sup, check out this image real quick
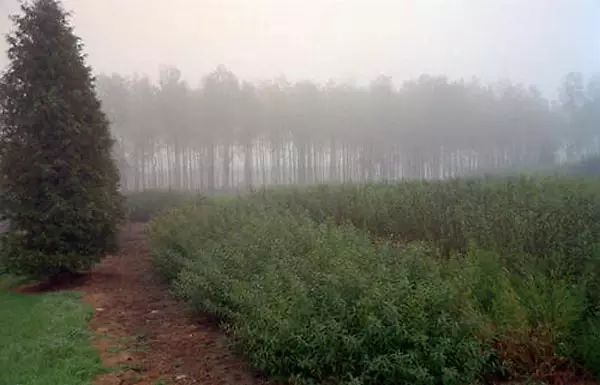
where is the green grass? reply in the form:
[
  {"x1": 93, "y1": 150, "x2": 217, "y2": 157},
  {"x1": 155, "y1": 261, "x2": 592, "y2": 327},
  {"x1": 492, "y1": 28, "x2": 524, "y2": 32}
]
[{"x1": 0, "y1": 289, "x2": 103, "y2": 385}]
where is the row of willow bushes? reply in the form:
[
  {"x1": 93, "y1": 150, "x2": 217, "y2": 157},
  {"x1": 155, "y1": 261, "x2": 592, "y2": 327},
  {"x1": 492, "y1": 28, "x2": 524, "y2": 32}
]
[
  {"x1": 125, "y1": 190, "x2": 204, "y2": 221},
  {"x1": 125, "y1": 188, "x2": 249, "y2": 221},
  {"x1": 146, "y1": 176, "x2": 600, "y2": 385}
]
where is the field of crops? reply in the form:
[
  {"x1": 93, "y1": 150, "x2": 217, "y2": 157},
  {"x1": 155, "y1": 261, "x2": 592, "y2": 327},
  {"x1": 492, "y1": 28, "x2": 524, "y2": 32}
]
[{"x1": 147, "y1": 176, "x2": 600, "y2": 385}]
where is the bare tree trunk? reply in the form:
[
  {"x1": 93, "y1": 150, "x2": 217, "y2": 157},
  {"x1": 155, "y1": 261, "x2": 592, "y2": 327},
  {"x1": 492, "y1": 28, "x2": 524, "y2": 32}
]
[
  {"x1": 244, "y1": 141, "x2": 253, "y2": 188},
  {"x1": 207, "y1": 141, "x2": 215, "y2": 194},
  {"x1": 223, "y1": 142, "x2": 231, "y2": 190}
]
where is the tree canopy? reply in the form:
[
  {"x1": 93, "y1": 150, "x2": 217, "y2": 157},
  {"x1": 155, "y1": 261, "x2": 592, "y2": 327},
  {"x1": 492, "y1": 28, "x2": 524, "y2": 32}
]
[{"x1": 95, "y1": 67, "x2": 600, "y2": 193}]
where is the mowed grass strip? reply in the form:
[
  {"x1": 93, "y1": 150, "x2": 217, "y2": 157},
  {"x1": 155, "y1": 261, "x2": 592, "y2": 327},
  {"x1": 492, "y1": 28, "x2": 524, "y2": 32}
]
[{"x1": 0, "y1": 283, "x2": 103, "y2": 385}]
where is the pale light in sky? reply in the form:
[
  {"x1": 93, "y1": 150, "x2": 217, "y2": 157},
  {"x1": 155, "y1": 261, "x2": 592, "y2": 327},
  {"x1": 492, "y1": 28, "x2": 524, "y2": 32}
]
[{"x1": 0, "y1": 0, "x2": 597, "y2": 97}]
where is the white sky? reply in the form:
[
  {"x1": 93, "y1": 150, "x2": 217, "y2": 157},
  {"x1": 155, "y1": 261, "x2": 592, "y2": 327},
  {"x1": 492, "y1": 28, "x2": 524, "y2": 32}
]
[{"x1": 0, "y1": 0, "x2": 598, "y2": 98}]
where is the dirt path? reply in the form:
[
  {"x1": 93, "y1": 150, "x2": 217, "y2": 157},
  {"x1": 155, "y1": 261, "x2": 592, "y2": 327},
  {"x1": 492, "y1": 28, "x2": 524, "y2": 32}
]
[{"x1": 81, "y1": 222, "x2": 270, "y2": 385}]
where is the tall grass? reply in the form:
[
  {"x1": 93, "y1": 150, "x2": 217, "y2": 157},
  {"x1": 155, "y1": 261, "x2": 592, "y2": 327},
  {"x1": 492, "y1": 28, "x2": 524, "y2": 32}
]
[{"x1": 148, "y1": 176, "x2": 600, "y2": 384}]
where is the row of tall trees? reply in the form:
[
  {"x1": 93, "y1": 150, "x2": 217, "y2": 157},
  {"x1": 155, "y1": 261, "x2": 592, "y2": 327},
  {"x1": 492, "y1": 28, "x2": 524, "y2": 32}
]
[
  {"x1": 95, "y1": 66, "x2": 600, "y2": 193},
  {"x1": 559, "y1": 72, "x2": 600, "y2": 160}
]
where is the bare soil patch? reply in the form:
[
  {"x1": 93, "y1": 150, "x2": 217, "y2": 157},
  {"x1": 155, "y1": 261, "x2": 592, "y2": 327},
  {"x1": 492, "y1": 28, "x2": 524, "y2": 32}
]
[
  {"x1": 88, "y1": 222, "x2": 272, "y2": 385},
  {"x1": 14, "y1": 222, "x2": 270, "y2": 385}
]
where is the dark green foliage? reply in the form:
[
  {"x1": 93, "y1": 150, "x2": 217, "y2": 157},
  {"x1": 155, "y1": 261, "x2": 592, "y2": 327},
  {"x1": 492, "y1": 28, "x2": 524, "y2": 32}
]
[
  {"x1": 0, "y1": 0, "x2": 124, "y2": 279},
  {"x1": 148, "y1": 176, "x2": 600, "y2": 384},
  {"x1": 267, "y1": 177, "x2": 600, "y2": 268},
  {"x1": 149, "y1": 201, "x2": 487, "y2": 385},
  {"x1": 125, "y1": 190, "x2": 204, "y2": 222}
]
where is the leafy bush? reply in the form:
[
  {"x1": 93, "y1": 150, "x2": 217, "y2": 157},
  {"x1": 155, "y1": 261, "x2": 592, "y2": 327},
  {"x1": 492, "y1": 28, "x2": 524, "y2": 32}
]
[
  {"x1": 263, "y1": 177, "x2": 600, "y2": 271},
  {"x1": 148, "y1": 176, "x2": 600, "y2": 383},
  {"x1": 149, "y1": 200, "x2": 487, "y2": 385}
]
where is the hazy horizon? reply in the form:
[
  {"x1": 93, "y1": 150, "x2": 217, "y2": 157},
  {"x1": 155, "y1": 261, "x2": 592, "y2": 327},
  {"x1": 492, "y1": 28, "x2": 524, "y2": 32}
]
[{"x1": 0, "y1": 0, "x2": 597, "y2": 98}]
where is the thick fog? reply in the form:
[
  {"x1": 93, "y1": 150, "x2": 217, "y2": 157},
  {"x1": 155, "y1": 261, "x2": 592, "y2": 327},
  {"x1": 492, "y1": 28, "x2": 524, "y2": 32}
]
[
  {"x1": 0, "y1": 0, "x2": 598, "y2": 193},
  {"x1": 0, "y1": 0, "x2": 597, "y2": 95}
]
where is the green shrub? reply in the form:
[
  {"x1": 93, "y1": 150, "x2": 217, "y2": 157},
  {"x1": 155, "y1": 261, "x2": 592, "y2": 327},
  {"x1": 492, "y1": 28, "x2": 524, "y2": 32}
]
[
  {"x1": 149, "y1": 198, "x2": 488, "y2": 385},
  {"x1": 265, "y1": 177, "x2": 600, "y2": 271},
  {"x1": 148, "y1": 176, "x2": 600, "y2": 383},
  {"x1": 462, "y1": 248, "x2": 589, "y2": 379}
]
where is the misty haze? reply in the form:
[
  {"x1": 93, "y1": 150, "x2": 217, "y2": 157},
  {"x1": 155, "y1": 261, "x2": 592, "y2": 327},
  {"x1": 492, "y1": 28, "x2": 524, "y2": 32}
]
[
  {"x1": 0, "y1": 0, "x2": 597, "y2": 192},
  {"x1": 2, "y1": 1, "x2": 600, "y2": 385}
]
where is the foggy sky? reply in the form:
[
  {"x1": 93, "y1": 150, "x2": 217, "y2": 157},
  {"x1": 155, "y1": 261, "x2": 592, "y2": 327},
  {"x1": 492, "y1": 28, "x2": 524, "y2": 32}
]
[{"x1": 0, "y1": 0, "x2": 598, "y2": 97}]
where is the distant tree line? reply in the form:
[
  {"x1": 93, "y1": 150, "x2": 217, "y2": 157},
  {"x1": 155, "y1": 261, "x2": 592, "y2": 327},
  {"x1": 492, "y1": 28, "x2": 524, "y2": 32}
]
[{"x1": 95, "y1": 66, "x2": 600, "y2": 193}]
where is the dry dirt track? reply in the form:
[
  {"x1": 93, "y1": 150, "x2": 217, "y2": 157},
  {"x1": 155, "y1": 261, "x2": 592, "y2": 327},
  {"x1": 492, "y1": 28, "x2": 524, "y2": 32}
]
[{"x1": 72, "y1": 222, "x2": 270, "y2": 385}]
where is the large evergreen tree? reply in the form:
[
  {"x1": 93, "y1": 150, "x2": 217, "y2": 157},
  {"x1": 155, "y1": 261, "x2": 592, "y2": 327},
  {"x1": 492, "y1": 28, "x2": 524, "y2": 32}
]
[{"x1": 0, "y1": 0, "x2": 124, "y2": 279}]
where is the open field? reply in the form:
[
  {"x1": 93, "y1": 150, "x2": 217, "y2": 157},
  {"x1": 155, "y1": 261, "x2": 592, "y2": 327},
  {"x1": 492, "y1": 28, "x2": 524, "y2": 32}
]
[
  {"x1": 5, "y1": 173, "x2": 600, "y2": 385},
  {"x1": 146, "y1": 175, "x2": 600, "y2": 385}
]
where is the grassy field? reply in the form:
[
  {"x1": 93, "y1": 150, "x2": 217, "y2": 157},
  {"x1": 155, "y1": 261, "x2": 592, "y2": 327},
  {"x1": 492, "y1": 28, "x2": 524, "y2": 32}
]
[
  {"x1": 146, "y1": 175, "x2": 600, "y2": 385},
  {"x1": 0, "y1": 275, "x2": 103, "y2": 385}
]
